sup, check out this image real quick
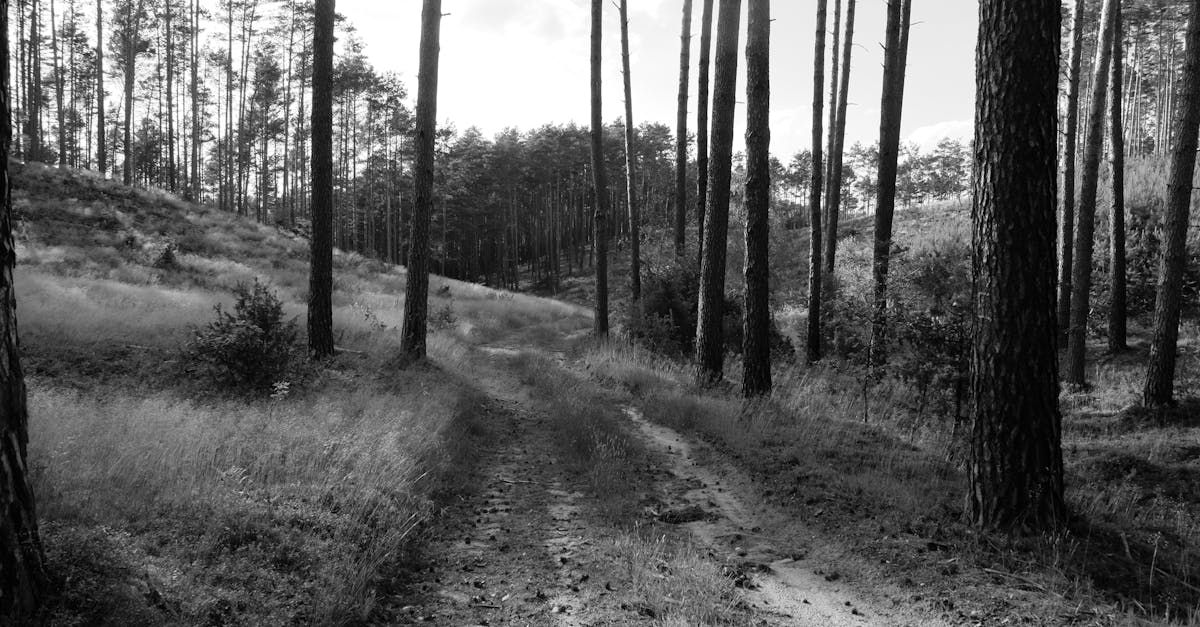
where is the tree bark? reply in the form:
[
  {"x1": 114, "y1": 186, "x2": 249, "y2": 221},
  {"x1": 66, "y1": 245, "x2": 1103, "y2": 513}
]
[
  {"x1": 26, "y1": 0, "x2": 41, "y2": 162},
  {"x1": 1108, "y1": 3, "x2": 1127, "y2": 353},
  {"x1": 95, "y1": 0, "x2": 104, "y2": 174},
  {"x1": 824, "y1": 0, "x2": 840, "y2": 212},
  {"x1": 823, "y1": 0, "x2": 855, "y2": 277},
  {"x1": 1143, "y1": 0, "x2": 1200, "y2": 407},
  {"x1": 1065, "y1": 0, "x2": 1118, "y2": 386},
  {"x1": 694, "y1": 0, "x2": 740, "y2": 383},
  {"x1": 164, "y1": 0, "x2": 176, "y2": 192},
  {"x1": 694, "y1": 0, "x2": 714, "y2": 263},
  {"x1": 51, "y1": 0, "x2": 66, "y2": 167},
  {"x1": 742, "y1": 0, "x2": 770, "y2": 396},
  {"x1": 674, "y1": 0, "x2": 692, "y2": 256},
  {"x1": 1058, "y1": 0, "x2": 1086, "y2": 333},
  {"x1": 399, "y1": 0, "x2": 441, "y2": 360},
  {"x1": 189, "y1": 0, "x2": 199, "y2": 199},
  {"x1": 868, "y1": 0, "x2": 912, "y2": 367},
  {"x1": 0, "y1": 0, "x2": 48, "y2": 613},
  {"x1": 307, "y1": 0, "x2": 335, "y2": 357},
  {"x1": 806, "y1": 0, "x2": 827, "y2": 365},
  {"x1": 619, "y1": 0, "x2": 640, "y2": 302},
  {"x1": 968, "y1": 0, "x2": 1066, "y2": 533},
  {"x1": 589, "y1": 0, "x2": 610, "y2": 336}
]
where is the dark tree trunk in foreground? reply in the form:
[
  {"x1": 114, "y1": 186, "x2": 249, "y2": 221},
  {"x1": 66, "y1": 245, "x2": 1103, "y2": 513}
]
[
  {"x1": 868, "y1": 0, "x2": 912, "y2": 367},
  {"x1": 1066, "y1": 0, "x2": 1118, "y2": 386},
  {"x1": 96, "y1": 0, "x2": 105, "y2": 175},
  {"x1": 1108, "y1": 3, "x2": 1128, "y2": 353},
  {"x1": 307, "y1": 0, "x2": 335, "y2": 357},
  {"x1": 968, "y1": 0, "x2": 1066, "y2": 533},
  {"x1": 1058, "y1": 0, "x2": 1086, "y2": 333},
  {"x1": 694, "y1": 0, "x2": 714, "y2": 263},
  {"x1": 823, "y1": 0, "x2": 856, "y2": 276},
  {"x1": 401, "y1": 0, "x2": 442, "y2": 359},
  {"x1": 589, "y1": 0, "x2": 610, "y2": 336},
  {"x1": 674, "y1": 0, "x2": 692, "y2": 257},
  {"x1": 1143, "y1": 0, "x2": 1200, "y2": 407},
  {"x1": 742, "y1": 0, "x2": 770, "y2": 396},
  {"x1": 806, "y1": 0, "x2": 827, "y2": 365},
  {"x1": 694, "y1": 0, "x2": 741, "y2": 383},
  {"x1": 619, "y1": 0, "x2": 640, "y2": 302},
  {"x1": 0, "y1": 0, "x2": 48, "y2": 614}
]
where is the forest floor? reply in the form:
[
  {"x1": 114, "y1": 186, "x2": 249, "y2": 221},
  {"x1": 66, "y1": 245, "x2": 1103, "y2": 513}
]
[{"x1": 13, "y1": 162, "x2": 1200, "y2": 625}]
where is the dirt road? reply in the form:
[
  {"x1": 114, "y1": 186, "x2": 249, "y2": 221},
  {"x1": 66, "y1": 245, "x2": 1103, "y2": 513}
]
[{"x1": 396, "y1": 329, "x2": 942, "y2": 626}]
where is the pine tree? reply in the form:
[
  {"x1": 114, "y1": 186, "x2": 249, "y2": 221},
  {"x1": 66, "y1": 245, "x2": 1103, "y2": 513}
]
[
  {"x1": 968, "y1": 0, "x2": 1066, "y2": 532},
  {"x1": 400, "y1": 0, "x2": 443, "y2": 359},
  {"x1": 307, "y1": 0, "x2": 334, "y2": 357}
]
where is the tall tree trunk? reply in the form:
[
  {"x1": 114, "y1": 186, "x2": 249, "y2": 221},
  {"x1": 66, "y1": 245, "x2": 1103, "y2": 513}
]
[
  {"x1": 619, "y1": 0, "x2": 640, "y2": 302},
  {"x1": 694, "y1": 0, "x2": 741, "y2": 382},
  {"x1": 189, "y1": 0, "x2": 199, "y2": 199},
  {"x1": 1058, "y1": 0, "x2": 1086, "y2": 333},
  {"x1": 1066, "y1": 0, "x2": 1118, "y2": 386},
  {"x1": 694, "y1": 0, "x2": 714, "y2": 263},
  {"x1": 823, "y1": 0, "x2": 855, "y2": 276},
  {"x1": 868, "y1": 0, "x2": 912, "y2": 367},
  {"x1": 1143, "y1": 0, "x2": 1200, "y2": 407},
  {"x1": 824, "y1": 0, "x2": 840, "y2": 210},
  {"x1": 96, "y1": 0, "x2": 104, "y2": 174},
  {"x1": 164, "y1": 0, "x2": 176, "y2": 192},
  {"x1": 589, "y1": 0, "x2": 610, "y2": 336},
  {"x1": 0, "y1": 0, "x2": 48, "y2": 613},
  {"x1": 968, "y1": 0, "x2": 1065, "y2": 533},
  {"x1": 742, "y1": 0, "x2": 770, "y2": 396},
  {"x1": 307, "y1": 0, "x2": 335, "y2": 357},
  {"x1": 1109, "y1": 3, "x2": 1127, "y2": 353},
  {"x1": 26, "y1": 0, "x2": 41, "y2": 162},
  {"x1": 51, "y1": 0, "x2": 65, "y2": 167},
  {"x1": 673, "y1": 0, "x2": 692, "y2": 256},
  {"x1": 400, "y1": 0, "x2": 442, "y2": 359},
  {"x1": 806, "y1": 0, "x2": 827, "y2": 365}
]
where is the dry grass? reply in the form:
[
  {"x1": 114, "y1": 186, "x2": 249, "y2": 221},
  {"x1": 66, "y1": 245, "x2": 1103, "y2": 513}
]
[{"x1": 9, "y1": 162, "x2": 528, "y2": 624}]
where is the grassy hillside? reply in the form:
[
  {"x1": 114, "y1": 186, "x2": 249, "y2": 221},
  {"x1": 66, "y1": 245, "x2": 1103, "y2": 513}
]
[{"x1": 11, "y1": 162, "x2": 591, "y2": 625}]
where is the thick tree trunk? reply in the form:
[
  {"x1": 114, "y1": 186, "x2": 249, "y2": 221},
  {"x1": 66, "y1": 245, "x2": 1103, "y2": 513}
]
[
  {"x1": 694, "y1": 0, "x2": 741, "y2": 383},
  {"x1": 307, "y1": 0, "x2": 335, "y2": 357},
  {"x1": 1109, "y1": 4, "x2": 1127, "y2": 353},
  {"x1": 399, "y1": 0, "x2": 441, "y2": 360},
  {"x1": 868, "y1": 0, "x2": 912, "y2": 367},
  {"x1": 1066, "y1": 0, "x2": 1118, "y2": 386},
  {"x1": 968, "y1": 0, "x2": 1065, "y2": 533},
  {"x1": 619, "y1": 0, "x2": 640, "y2": 302},
  {"x1": 823, "y1": 0, "x2": 855, "y2": 276},
  {"x1": 742, "y1": 0, "x2": 770, "y2": 396},
  {"x1": 1058, "y1": 0, "x2": 1086, "y2": 333},
  {"x1": 1143, "y1": 0, "x2": 1200, "y2": 407},
  {"x1": 589, "y1": 0, "x2": 610, "y2": 336},
  {"x1": 694, "y1": 0, "x2": 714, "y2": 263},
  {"x1": 0, "y1": 1, "x2": 48, "y2": 613},
  {"x1": 806, "y1": 0, "x2": 827, "y2": 365},
  {"x1": 673, "y1": 0, "x2": 692, "y2": 256}
]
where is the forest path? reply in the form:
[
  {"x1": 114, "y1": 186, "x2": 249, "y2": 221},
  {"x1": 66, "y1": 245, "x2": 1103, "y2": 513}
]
[{"x1": 396, "y1": 307, "x2": 939, "y2": 625}]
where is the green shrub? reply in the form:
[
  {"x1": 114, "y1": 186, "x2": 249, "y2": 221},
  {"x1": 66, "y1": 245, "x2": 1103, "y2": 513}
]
[
  {"x1": 625, "y1": 258, "x2": 792, "y2": 361},
  {"x1": 186, "y1": 279, "x2": 299, "y2": 392}
]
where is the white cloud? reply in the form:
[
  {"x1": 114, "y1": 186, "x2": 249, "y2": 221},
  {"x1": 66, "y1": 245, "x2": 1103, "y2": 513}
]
[{"x1": 906, "y1": 120, "x2": 972, "y2": 152}]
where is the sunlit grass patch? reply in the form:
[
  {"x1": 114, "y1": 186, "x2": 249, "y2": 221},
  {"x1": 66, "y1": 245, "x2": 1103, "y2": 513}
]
[{"x1": 612, "y1": 531, "x2": 741, "y2": 625}]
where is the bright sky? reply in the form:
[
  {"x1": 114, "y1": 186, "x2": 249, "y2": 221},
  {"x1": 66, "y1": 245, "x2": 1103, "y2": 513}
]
[{"x1": 339, "y1": 0, "x2": 978, "y2": 159}]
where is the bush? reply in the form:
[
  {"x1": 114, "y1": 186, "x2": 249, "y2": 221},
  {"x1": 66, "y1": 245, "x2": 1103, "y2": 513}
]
[
  {"x1": 625, "y1": 258, "x2": 793, "y2": 361},
  {"x1": 186, "y1": 279, "x2": 299, "y2": 392}
]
